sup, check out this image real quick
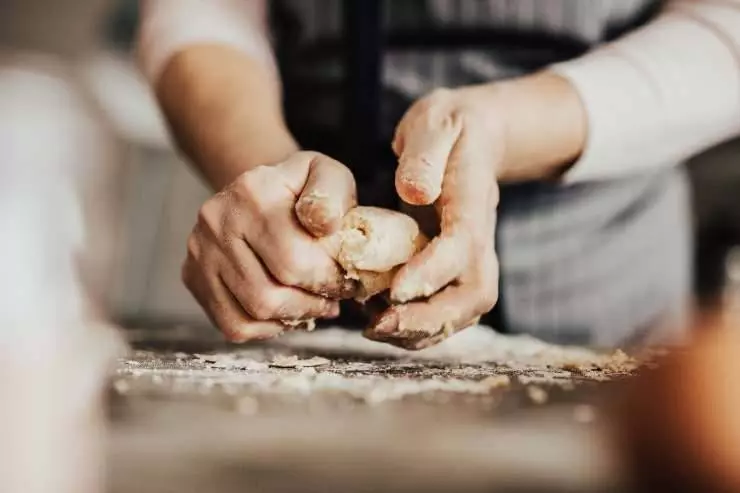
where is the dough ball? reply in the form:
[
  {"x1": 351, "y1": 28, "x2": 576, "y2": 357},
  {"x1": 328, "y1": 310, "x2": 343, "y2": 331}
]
[{"x1": 321, "y1": 206, "x2": 428, "y2": 302}]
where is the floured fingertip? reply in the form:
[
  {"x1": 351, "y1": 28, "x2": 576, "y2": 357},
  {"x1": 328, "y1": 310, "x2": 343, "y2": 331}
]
[
  {"x1": 295, "y1": 191, "x2": 343, "y2": 236},
  {"x1": 395, "y1": 166, "x2": 442, "y2": 206},
  {"x1": 390, "y1": 271, "x2": 436, "y2": 303}
]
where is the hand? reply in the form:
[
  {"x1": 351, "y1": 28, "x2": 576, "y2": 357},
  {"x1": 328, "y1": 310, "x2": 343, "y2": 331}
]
[
  {"x1": 183, "y1": 151, "x2": 357, "y2": 342},
  {"x1": 365, "y1": 86, "x2": 503, "y2": 350}
]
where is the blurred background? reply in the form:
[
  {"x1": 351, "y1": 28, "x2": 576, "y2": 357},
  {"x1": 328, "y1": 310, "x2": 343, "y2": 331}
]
[
  {"x1": 2, "y1": 2, "x2": 740, "y2": 493},
  {"x1": 15, "y1": 0, "x2": 734, "y2": 329}
]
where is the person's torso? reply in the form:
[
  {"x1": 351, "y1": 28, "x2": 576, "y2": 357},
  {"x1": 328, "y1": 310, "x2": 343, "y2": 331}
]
[
  {"x1": 271, "y1": 0, "x2": 661, "y2": 144},
  {"x1": 270, "y1": 1, "x2": 690, "y2": 346}
]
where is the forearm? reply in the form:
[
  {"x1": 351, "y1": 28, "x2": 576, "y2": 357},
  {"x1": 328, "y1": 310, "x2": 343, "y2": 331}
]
[
  {"x1": 156, "y1": 45, "x2": 298, "y2": 190},
  {"x1": 137, "y1": 0, "x2": 295, "y2": 190},
  {"x1": 550, "y1": 0, "x2": 740, "y2": 181},
  {"x1": 476, "y1": 0, "x2": 740, "y2": 184},
  {"x1": 480, "y1": 71, "x2": 588, "y2": 182}
]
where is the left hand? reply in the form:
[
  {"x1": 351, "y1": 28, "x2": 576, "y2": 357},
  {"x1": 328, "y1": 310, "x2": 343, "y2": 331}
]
[{"x1": 365, "y1": 86, "x2": 504, "y2": 349}]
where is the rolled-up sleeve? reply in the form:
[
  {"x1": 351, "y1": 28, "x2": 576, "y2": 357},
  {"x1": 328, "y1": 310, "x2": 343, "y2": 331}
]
[
  {"x1": 137, "y1": 0, "x2": 275, "y2": 85},
  {"x1": 551, "y1": 0, "x2": 740, "y2": 182}
]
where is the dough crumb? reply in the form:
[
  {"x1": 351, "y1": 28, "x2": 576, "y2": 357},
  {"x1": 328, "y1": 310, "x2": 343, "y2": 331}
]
[
  {"x1": 269, "y1": 355, "x2": 331, "y2": 368},
  {"x1": 526, "y1": 385, "x2": 548, "y2": 405},
  {"x1": 480, "y1": 375, "x2": 511, "y2": 389},
  {"x1": 282, "y1": 319, "x2": 317, "y2": 332}
]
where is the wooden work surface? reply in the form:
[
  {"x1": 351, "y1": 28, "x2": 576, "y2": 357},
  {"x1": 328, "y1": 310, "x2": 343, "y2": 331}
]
[{"x1": 108, "y1": 326, "x2": 642, "y2": 493}]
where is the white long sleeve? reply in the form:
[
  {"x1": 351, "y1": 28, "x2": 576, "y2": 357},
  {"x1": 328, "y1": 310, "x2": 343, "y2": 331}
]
[
  {"x1": 552, "y1": 0, "x2": 740, "y2": 182},
  {"x1": 137, "y1": 0, "x2": 273, "y2": 84},
  {"x1": 137, "y1": 0, "x2": 740, "y2": 182}
]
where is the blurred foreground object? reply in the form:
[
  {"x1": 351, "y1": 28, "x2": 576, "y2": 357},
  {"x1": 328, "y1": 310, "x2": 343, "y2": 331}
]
[
  {"x1": 616, "y1": 259, "x2": 740, "y2": 493},
  {"x1": 0, "y1": 49, "x2": 124, "y2": 493}
]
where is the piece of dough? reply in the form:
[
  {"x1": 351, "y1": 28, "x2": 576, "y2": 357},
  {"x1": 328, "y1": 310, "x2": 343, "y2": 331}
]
[{"x1": 320, "y1": 207, "x2": 428, "y2": 302}]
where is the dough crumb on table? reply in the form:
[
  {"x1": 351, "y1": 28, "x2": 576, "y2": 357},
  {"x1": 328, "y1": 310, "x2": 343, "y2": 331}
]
[
  {"x1": 269, "y1": 355, "x2": 331, "y2": 369},
  {"x1": 527, "y1": 386, "x2": 549, "y2": 405},
  {"x1": 117, "y1": 326, "x2": 648, "y2": 410}
]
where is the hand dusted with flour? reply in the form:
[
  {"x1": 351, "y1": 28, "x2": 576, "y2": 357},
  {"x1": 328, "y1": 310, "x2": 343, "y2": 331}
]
[{"x1": 182, "y1": 152, "x2": 357, "y2": 342}]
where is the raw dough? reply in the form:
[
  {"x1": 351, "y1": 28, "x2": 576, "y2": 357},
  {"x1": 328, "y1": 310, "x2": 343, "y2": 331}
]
[
  {"x1": 269, "y1": 355, "x2": 331, "y2": 368},
  {"x1": 321, "y1": 206, "x2": 428, "y2": 302}
]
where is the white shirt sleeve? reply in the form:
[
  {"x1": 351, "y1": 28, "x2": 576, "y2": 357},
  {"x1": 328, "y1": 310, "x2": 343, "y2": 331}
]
[
  {"x1": 136, "y1": 0, "x2": 275, "y2": 85},
  {"x1": 551, "y1": 0, "x2": 740, "y2": 182}
]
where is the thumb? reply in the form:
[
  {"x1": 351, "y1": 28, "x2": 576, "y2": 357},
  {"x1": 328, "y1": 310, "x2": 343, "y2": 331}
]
[
  {"x1": 393, "y1": 108, "x2": 462, "y2": 206},
  {"x1": 282, "y1": 153, "x2": 356, "y2": 238}
]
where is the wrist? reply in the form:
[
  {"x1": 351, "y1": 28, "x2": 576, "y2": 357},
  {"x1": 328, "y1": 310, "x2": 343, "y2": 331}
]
[
  {"x1": 157, "y1": 45, "x2": 299, "y2": 190},
  {"x1": 214, "y1": 117, "x2": 299, "y2": 187},
  {"x1": 489, "y1": 71, "x2": 588, "y2": 182}
]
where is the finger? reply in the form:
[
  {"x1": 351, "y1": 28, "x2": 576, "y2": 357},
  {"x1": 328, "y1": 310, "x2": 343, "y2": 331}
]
[
  {"x1": 393, "y1": 100, "x2": 462, "y2": 206},
  {"x1": 390, "y1": 232, "x2": 466, "y2": 303},
  {"x1": 210, "y1": 278, "x2": 286, "y2": 343},
  {"x1": 220, "y1": 239, "x2": 340, "y2": 320},
  {"x1": 392, "y1": 128, "x2": 499, "y2": 302},
  {"x1": 436, "y1": 127, "x2": 500, "y2": 231},
  {"x1": 236, "y1": 185, "x2": 351, "y2": 298},
  {"x1": 270, "y1": 151, "x2": 356, "y2": 237},
  {"x1": 245, "y1": 212, "x2": 352, "y2": 297},
  {"x1": 364, "y1": 315, "x2": 481, "y2": 350},
  {"x1": 184, "y1": 258, "x2": 285, "y2": 343},
  {"x1": 366, "y1": 282, "x2": 497, "y2": 350},
  {"x1": 292, "y1": 154, "x2": 357, "y2": 238}
]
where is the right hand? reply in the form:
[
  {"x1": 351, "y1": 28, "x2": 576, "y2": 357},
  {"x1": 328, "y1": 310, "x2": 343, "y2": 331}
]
[{"x1": 183, "y1": 151, "x2": 357, "y2": 342}]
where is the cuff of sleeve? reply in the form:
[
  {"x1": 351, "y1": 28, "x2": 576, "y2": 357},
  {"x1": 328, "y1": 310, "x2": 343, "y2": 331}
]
[
  {"x1": 550, "y1": 51, "x2": 663, "y2": 183},
  {"x1": 137, "y1": 0, "x2": 275, "y2": 86}
]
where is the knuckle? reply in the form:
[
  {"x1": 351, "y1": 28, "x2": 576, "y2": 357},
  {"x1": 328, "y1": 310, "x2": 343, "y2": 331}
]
[
  {"x1": 196, "y1": 199, "x2": 223, "y2": 237},
  {"x1": 234, "y1": 168, "x2": 265, "y2": 197},
  {"x1": 295, "y1": 150, "x2": 320, "y2": 161},
  {"x1": 477, "y1": 282, "x2": 499, "y2": 314},
  {"x1": 248, "y1": 291, "x2": 284, "y2": 321},
  {"x1": 427, "y1": 87, "x2": 453, "y2": 103},
  {"x1": 448, "y1": 227, "x2": 475, "y2": 254},
  {"x1": 450, "y1": 107, "x2": 469, "y2": 126},
  {"x1": 234, "y1": 168, "x2": 286, "y2": 216},
  {"x1": 273, "y1": 265, "x2": 302, "y2": 289},
  {"x1": 181, "y1": 251, "x2": 206, "y2": 291},
  {"x1": 180, "y1": 261, "x2": 194, "y2": 288},
  {"x1": 186, "y1": 233, "x2": 201, "y2": 260},
  {"x1": 181, "y1": 263, "x2": 207, "y2": 310},
  {"x1": 392, "y1": 127, "x2": 404, "y2": 153},
  {"x1": 274, "y1": 246, "x2": 312, "y2": 287},
  {"x1": 331, "y1": 159, "x2": 355, "y2": 184}
]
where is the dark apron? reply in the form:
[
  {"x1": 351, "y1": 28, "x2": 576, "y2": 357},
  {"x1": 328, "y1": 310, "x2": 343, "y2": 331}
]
[{"x1": 267, "y1": 1, "x2": 688, "y2": 347}]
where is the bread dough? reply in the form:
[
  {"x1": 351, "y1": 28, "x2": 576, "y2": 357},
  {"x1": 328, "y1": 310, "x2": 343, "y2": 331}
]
[{"x1": 321, "y1": 207, "x2": 428, "y2": 302}]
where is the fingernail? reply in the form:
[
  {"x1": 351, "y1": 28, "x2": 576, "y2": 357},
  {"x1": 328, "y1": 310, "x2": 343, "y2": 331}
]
[
  {"x1": 371, "y1": 310, "x2": 399, "y2": 335},
  {"x1": 296, "y1": 192, "x2": 340, "y2": 236},
  {"x1": 396, "y1": 164, "x2": 440, "y2": 206}
]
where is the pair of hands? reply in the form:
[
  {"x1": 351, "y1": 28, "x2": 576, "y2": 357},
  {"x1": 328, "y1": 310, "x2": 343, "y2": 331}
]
[{"x1": 183, "y1": 86, "x2": 503, "y2": 349}]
